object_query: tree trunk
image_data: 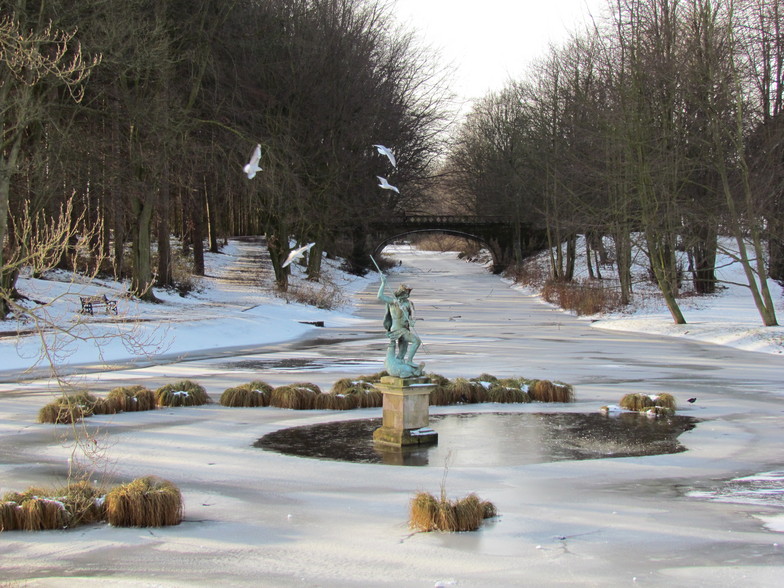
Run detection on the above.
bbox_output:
[192,201,205,276]
[647,233,686,324]
[156,158,173,287]
[130,195,158,302]
[690,222,718,294]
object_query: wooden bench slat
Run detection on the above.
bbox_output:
[80,294,118,316]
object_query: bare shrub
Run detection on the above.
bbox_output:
[155,380,210,407]
[170,251,200,296]
[220,382,272,407]
[107,385,157,412]
[282,275,347,310]
[541,279,623,316]
[105,476,182,527]
[411,234,480,258]
[507,259,549,289]
[270,383,321,410]
[61,480,106,526]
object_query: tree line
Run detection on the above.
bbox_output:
[445,0,781,326]
[0,0,451,318]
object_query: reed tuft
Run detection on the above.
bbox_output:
[529,379,574,403]
[270,383,321,410]
[107,385,157,412]
[220,382,272,407]
[105,476,182,527]
[155,380,210,407]
[409,491,496,533]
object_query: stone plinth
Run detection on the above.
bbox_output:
[373,376,438,447]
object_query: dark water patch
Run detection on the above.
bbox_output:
[221,357,377,371]
[255,412,697,467]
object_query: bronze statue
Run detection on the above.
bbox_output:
[378,274,424,377]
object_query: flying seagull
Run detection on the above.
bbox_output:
[373,144,397,168]
[282,242,315,268]
[243,144,262,179]
[377,176,399,194]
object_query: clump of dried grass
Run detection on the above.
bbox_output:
[620,392,676,414]
[473,373,499,385]
[409,491,496,532]
[427,373,451,387]
[619,393,655,411]
[270,383,321,410]
[155,380,210,407]
[642,405,676,418]
[358,370,388,383]
[529,379,574,403]
[426,373,453,406]
[105,476,182,527]
[0,501,22,531]
[20,497,69,530]
[107,385,157,412]
[653,393,676,410]
[487,383,530,404]
[220,382,273,407]
[1,481,106,531]
[446,378,489,404]
[61,480,106,526]
[37,391,99,424]
[328,379,382,408]
[314,392,360,410]
[90,396,119,415]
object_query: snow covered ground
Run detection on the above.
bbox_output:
[1,239,784,586]
[2,236,782,378]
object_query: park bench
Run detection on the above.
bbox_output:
[79,294,118,316]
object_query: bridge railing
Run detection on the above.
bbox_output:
[383,214,510,225]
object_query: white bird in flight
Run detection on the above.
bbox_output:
[243,144,262,179]
[377,176,399,194]
[373,144,396,168]
[282,242,316,268]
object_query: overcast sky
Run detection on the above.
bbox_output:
[392,0,609,108]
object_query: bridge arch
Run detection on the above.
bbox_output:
[371,228,504,272]
[366,215,547,274]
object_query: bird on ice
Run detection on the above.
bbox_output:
[377,176,399,193]
[373,144,396,168]
[243,144,262,179]
[282,242,315,268]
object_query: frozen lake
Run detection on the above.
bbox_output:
[2,248,784,586]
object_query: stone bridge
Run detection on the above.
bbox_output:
[369,214,548,273]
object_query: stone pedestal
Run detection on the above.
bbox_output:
[372,376,438,447]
